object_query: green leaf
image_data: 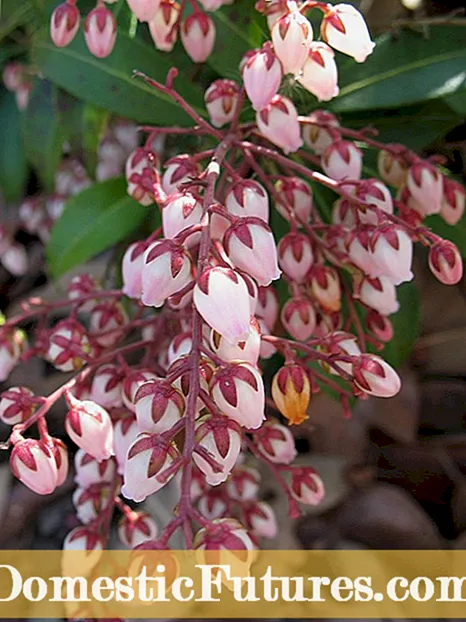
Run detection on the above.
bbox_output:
[208,0,267,78]
[22,77,63,191]
[46,177,150,279]
[82,105,109,178]
[331,26,466,114]
[0,89,28,201]
[378,281,421,368]
[0,0,34,43]
[32,27,205,126]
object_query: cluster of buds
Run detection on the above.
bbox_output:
[2,62,32,110]
[0,0,464,556]
[50,0,234,63]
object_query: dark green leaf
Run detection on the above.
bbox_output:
[208,0,267,78]
[82,105,109,178]
[331,26,466,113]
[22,77,63,191]
[46,177,151,279]
[0,90,28,201]
[0,0,34,43]
[32,26,205,126]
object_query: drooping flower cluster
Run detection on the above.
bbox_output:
[0,0,464,559]
[50,0,229,61]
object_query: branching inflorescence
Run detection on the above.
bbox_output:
[1,0,465,563]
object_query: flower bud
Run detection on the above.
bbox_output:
[90,364,124,409]
[194,415,242,485]
[1,244,28,276]
[255,0,287,30]
[309,265,342,313]
[242,43,282,112]
[210,317,261,366]
[441,178,466,226]
[194,518,255,556]
[74,450,117,488]
[254,421,297,464]
[272,364,310,425]
[65,395,114,462]
[365,310,393,343]
[274,176,313,224]
[149,1,181,51]
[50,1,80,48]
[298,42,339,102]
[67,273,101,309]
[141,239,193,308]
[113,413,139,475]
[256,286,279,331]
[323,331,361,376]
[180,12,215,63]
[428,240,463,285]
[122,369,158,411]
[278,232,314,283]
[406,161,443,216]
[321,3,375,63]
[359,276,399,315]
[244,501,277,539]
[302,110,340,155]
[198,489,228,520]
[46,319,91,372]
[205,79,240,128]
[194,267,251,345]
[73,482,112,524]
[125,147,157,206]
[226,466,260,501]
[291,466,325,505]
[63,526,104,552]
[211,362,265,429]
[225,179,269,221]
[2,62,24,91]
[281,297,316,341]
[322,139,362,181]
[134,379,184,434]
[356,178,394,218]
[118,511,158,548]
[271,10,312,75]
[162,191,203,239]
[121,433,180,502]
[257,95,303,155]
[224,218,281,286]
[378,146,408,188]
[122,240,148,299]
[167,332,192,366]
[162,155,199,195]
[0,386,36,426]
[51,438,69,486]
[10,439,58,495]
[90,301,127,347]
[353,353,401,397]
[370,225,413,285]
[84,5,117,58]
[127,0,160,22]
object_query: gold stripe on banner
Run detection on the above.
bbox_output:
[1,550,466,617]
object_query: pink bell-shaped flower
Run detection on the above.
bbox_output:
[46,319,91,372]
[244,501,277,539]
[0,328,26,382]
[162,155,199,195]
[378,145,409,188]
[141,239,193,308]
[309,264,342,313]
[121,433,180,502]
[255,286,279,331]
[209,317,261,367]
[149,0,181,52]
[84,4,117,58]
[193,415,242,486]
[278,232,314,283]
[194,267,251,344]
[0,386,36,426]
[322,139,362,181]
[271,10,312,75]
[441,178,466,226]
[281,297,316,341]
[50,1,80,48]
[134,378,185,434]
[210,362,265,429]
[302,109,340,155]
[74,449,116,488]
[113,413,139,475]
[224,217,281,286]
[127,0,160,22]
[122,368,158,411]
[226,466,260,501]
[370,225,413,285]
[298,42,339,102]
[51,437,69,486]
[257,95,303,154]
[274,176,313,224]
[10,438,58,495]
[90,364,124,409]
[365,310,394,343]
[406,161,443,216]
[428,240,463,285]
[352,354,401,398]
[180,12,215,63]
[359,275,399,315]
[118,511,158,548]
[125,147,157,206]
[204,79,240,128]
[253,421,297,464]
[291,466,325,505]
[321,3,375,63]
[122,241,148,299]
[225,179,269,221]
[242,43,282,112]
[65,394,114,462]
[162,191,203,239]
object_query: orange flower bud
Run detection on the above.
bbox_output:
[271,364,310,425]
